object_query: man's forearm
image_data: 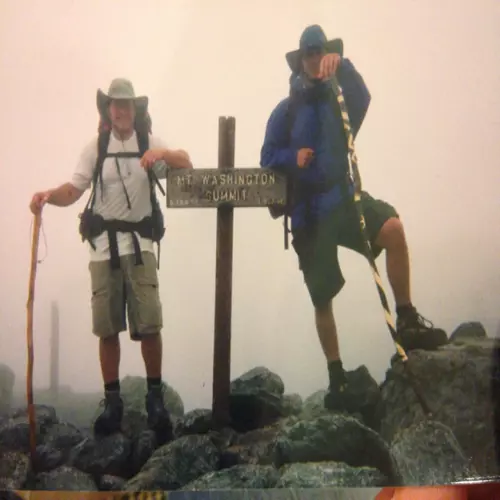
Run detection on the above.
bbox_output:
[46,182,84,207]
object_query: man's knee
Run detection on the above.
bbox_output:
[133,330,162,342]
[375,216,406,250]
[315,299,333,319]
[99,332,120,344]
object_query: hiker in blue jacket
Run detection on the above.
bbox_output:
[260,25,448,411]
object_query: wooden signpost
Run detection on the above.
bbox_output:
[166,116,287,426]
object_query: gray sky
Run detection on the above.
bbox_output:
[1,0,499,412]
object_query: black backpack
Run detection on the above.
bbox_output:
[78,102,166,269]
[267,95,300,249]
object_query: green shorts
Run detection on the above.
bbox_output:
[291,191,399,308]
[88,251,163,340]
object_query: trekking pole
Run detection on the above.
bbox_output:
[330,76,433,417]
[26,212,42,465]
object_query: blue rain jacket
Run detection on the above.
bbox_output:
[260,57,371,231]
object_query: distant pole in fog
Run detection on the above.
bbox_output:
[50,300,59,399]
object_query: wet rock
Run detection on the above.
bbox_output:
[123,434,219,491]
[120,408,150,441]
[301,367,381,431]
[99,474,126,491]
[231,367,284,397]
[280,394,303,417]
[0,450,30,489]
[276,462,389,488]
[390,420,478,485]
[229,392,282,433]
[379,341,498,478]
[10,405,58,429]
[33,421,86,472]
[301,390,329,419]
[67,433,132,478]
[220,421,283,468]
[272,414,400,483]
[343,365,383,431]
[0,405,57,453]
[33,444,64,473]
[228,367,286,433]
[175,409,214,437]
[41,421,85,450]
[183,464,280,490]
[450,321,487,342]
[130,429,157,474]
[206,427,238,454]
[34,465,97,491]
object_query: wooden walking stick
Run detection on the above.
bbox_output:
[26,212,42,464]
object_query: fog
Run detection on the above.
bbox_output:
[1,0,499,412]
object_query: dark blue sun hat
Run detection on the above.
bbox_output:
[285,24,344,73]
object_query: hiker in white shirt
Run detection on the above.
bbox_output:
[29,78,192,443]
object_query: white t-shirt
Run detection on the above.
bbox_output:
[71,130,169,262]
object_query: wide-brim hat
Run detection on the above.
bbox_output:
[96,77,148,117]
[285,24,343,73]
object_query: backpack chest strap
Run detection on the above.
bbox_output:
[104,151,141,158]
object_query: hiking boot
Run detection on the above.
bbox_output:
[146,386,174,444]
[324,360,353,412]
[93,390,123,437]
[396,306,448,352]
[324,383,350,412]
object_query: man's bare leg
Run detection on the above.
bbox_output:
[99,334,120,385]
[315,301,341,361]
[374,217,411,308]
[374,216,448,349]
[94,334,123,436]
[141,333,163,379]
[315,301,348,410]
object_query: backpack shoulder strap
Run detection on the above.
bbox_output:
[85,130,111,211]
[279,92,300,250]
[136,127,149,158]
[137,128,157,200]
[139,129,166,199]
[284,91,299,142]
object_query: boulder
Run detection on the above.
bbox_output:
[379,336,499,478]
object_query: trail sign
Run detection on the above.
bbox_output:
[165,116,288,427]
[166,167,287,208]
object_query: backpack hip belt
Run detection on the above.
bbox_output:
[80,212,159,269]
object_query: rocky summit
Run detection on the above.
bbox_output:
[0,321,498,494]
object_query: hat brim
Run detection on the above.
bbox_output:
[285,38,344,73]
[96,88,148,117]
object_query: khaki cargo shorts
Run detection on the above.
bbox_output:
[88,251,162,340]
